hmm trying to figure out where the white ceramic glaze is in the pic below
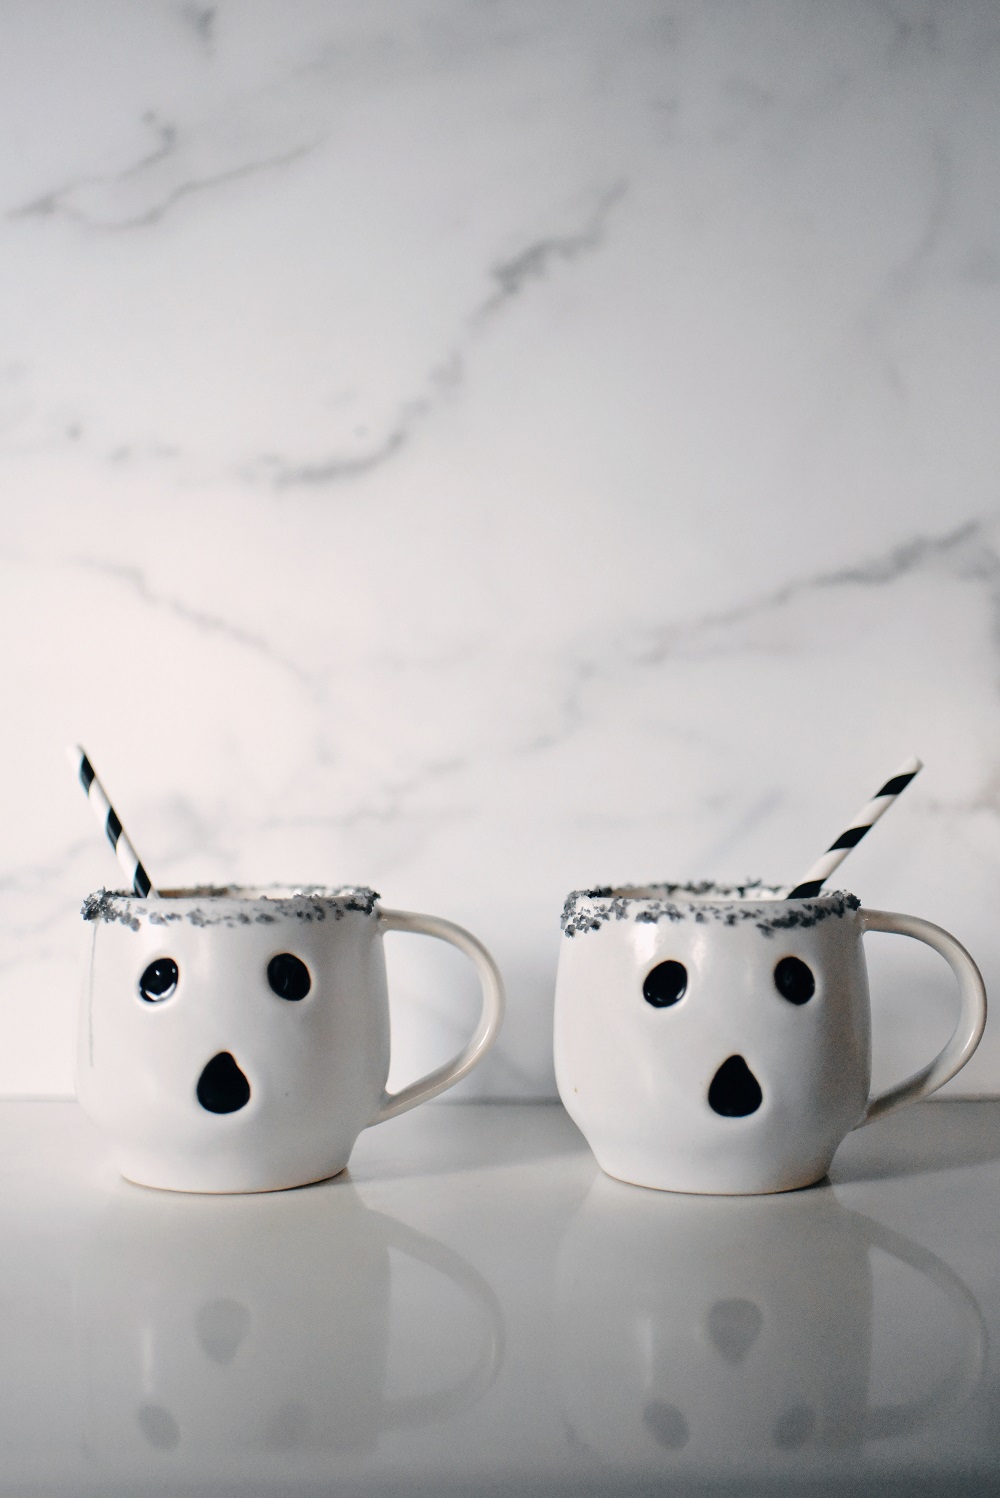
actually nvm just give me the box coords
[553,883,987,1195]
[76,886,504,1193]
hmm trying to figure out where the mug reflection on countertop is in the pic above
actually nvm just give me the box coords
[556,1172,986,1473]
[75,1176,504,1474]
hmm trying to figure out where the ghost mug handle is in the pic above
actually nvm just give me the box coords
[369,909,505,1124]
[858,910,987,1126]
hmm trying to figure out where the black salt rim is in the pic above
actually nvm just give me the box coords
[561,881,861,938]
[81,885,380,931]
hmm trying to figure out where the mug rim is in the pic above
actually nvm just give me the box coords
[561,881,862,937]
[81,884,381,928]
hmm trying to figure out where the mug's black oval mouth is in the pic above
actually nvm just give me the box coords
[197,1052,251,1114]
[708,1055,762,1118]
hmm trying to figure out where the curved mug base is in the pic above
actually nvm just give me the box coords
[115,1155,352,1196]
[589,1145,835,1197]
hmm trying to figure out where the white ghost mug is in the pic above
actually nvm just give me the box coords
[553,883,986,1195]
[77,886,504,1193]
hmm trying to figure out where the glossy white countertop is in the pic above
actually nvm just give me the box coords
[3,1098,1000,1497]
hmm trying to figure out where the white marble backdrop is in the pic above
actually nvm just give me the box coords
[1,0,999,1098]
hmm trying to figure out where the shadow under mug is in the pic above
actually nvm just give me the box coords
[554,882,986,1194]
[77,885,504,1193]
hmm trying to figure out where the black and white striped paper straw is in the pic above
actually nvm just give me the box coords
[786,754,923,900]
[68,745,156,898]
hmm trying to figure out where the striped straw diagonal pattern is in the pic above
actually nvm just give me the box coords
[69,746,155,898]
[787,755,923,900]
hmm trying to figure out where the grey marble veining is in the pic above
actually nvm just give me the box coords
[0,2,999,1097]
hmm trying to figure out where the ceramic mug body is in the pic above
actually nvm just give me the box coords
[553,883,986,1195]
[77,886,504,1194]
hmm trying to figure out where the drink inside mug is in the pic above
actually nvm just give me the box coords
[76,885,504,1195]
[554,881,986,1196]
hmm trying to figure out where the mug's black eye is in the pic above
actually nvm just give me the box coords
[643,959,688,1008]
[139,958,178,1003]
[267,953,311,1001]
[774,956,815,1005]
